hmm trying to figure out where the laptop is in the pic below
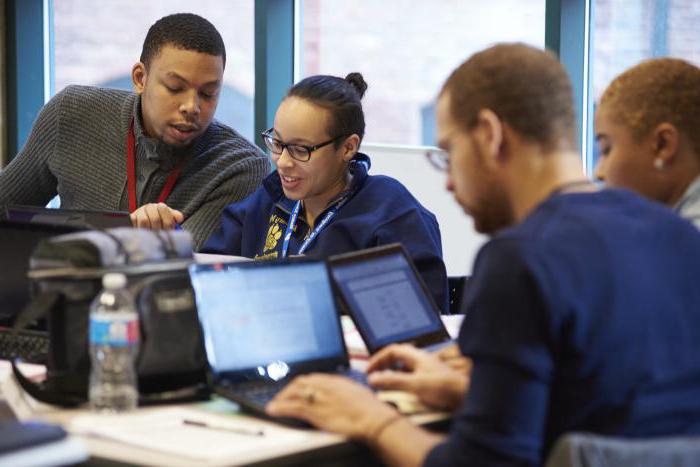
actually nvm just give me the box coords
[0,220,83,323]
[188,259,367,421]
[5,205,132,230]
[328,244,452,354]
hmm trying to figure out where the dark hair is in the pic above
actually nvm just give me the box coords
[441,43,576,152]
[140,13,226,68]
[600,58,700,158]
[287,72,368,144]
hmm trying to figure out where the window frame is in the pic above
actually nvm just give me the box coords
[5,0,593,170]
[5,0,53,161]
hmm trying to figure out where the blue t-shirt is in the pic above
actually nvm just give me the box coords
[427,189,700,467]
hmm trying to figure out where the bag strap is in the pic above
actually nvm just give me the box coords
[10,291,84,408]
[11,291,63,336]
[154,230,178,259]
[10,362,85,407]
[99,229,131,264]
[102,228,179,264]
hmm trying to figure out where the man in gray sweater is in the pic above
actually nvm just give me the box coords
[0,13,269,249]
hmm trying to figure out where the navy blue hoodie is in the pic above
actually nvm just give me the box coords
[201,153,449,312]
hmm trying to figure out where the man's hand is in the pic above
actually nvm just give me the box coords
[130,202,184,230]
[435,343,473,373]
[266,374,399,442]
[267,374,444,467]
[367,344,469,410]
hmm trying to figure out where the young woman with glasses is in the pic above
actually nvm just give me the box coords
[201,73,449,312]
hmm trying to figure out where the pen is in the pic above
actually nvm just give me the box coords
[182,419,265,437]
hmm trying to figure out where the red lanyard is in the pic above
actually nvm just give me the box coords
[127,118,184,213]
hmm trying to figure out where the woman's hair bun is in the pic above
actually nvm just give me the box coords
[345,72,368,99]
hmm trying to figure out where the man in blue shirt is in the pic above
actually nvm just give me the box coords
[266,43,700,466]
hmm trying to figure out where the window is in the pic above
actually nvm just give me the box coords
[589,0,700,169]
[299,0,546,146]
[51,0,255,141]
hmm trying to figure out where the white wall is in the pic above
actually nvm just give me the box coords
[363,143,487,276]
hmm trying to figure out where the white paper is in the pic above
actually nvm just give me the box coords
[0,437,88,467]
[442,314,465,339]
[193,253,252,264]
[0,361,51,420]
[341,315,369,358]
[69,407,312,461]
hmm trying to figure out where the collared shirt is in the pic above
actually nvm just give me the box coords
[127,99,187,209]
[674,174,700,230]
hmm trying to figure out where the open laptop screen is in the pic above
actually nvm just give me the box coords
[190,261,346,378]
[0,221,82,323]
[329,245,446,351]
[5,205,131,229]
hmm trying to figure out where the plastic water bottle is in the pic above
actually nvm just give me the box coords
[89,272,139,412]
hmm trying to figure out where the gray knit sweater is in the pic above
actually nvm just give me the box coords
[0,85,270,249]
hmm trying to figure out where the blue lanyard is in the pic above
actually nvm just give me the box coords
[280,195,351,258]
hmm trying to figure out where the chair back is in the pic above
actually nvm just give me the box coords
[448,275,468,314]
[546,432,700,467]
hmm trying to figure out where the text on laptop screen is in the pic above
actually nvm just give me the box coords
[190,262,345,374]
[330,252,443,348]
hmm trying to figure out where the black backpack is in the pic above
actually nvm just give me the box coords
[11,228,208,407]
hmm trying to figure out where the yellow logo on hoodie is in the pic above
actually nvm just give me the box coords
[263,214,286,253]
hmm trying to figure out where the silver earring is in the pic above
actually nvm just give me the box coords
[653,158,665,170]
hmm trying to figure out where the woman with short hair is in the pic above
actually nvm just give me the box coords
[594,57,700,228]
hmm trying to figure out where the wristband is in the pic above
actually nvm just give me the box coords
[368,412,403,448]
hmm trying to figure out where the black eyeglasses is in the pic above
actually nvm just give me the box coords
[261,128,347,162]
[425,150,450,172]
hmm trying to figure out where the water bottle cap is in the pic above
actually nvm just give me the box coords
[102,273,127,289]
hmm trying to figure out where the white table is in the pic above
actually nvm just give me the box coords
[1,360,449,467]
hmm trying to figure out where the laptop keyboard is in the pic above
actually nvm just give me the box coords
[342,369,369,385]
[224,369,369,408]
[227,380,285,407]
[0,327,49,364]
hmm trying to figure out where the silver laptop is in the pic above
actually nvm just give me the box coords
[189,259,366,423]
